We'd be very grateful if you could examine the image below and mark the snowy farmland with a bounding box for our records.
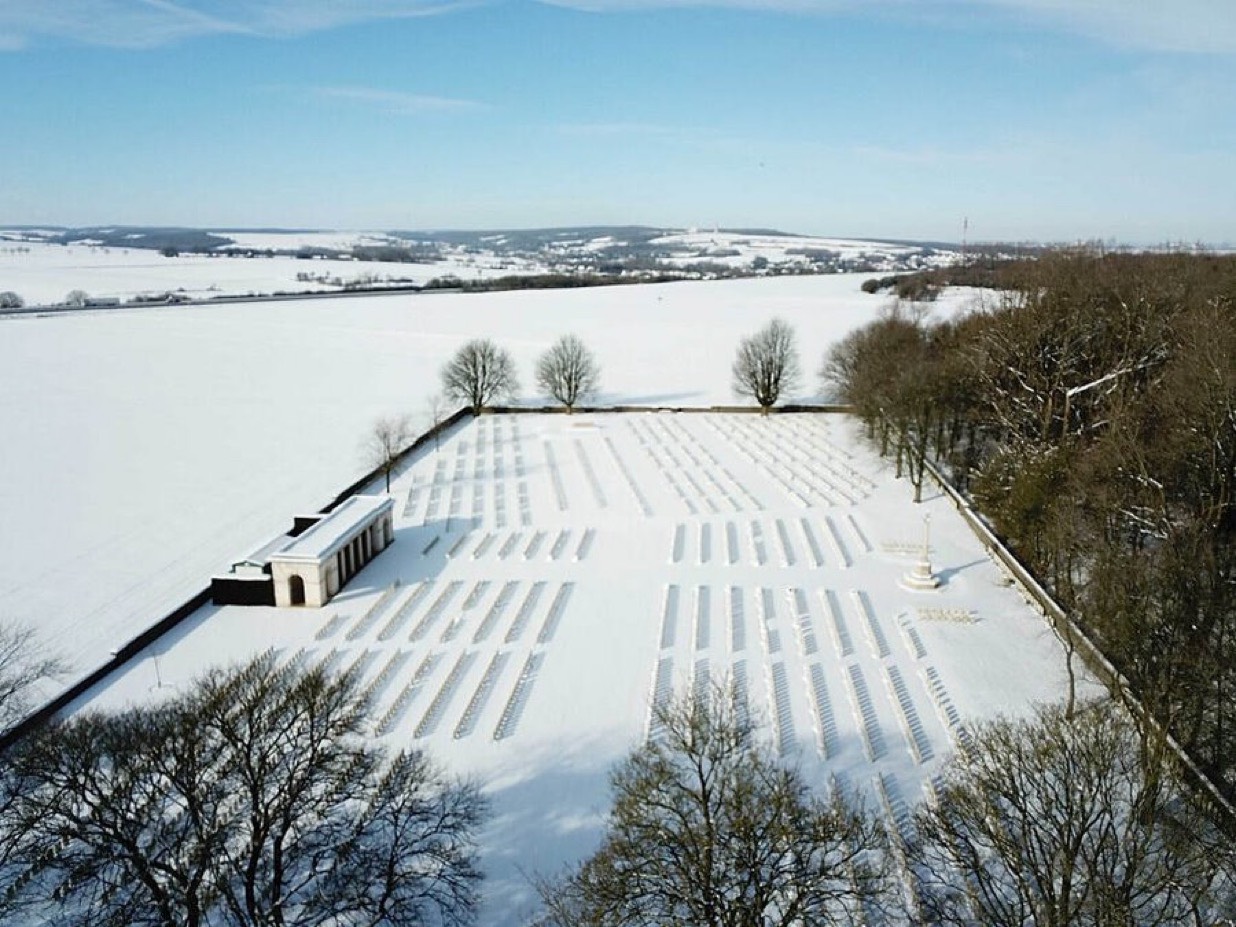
[74,409,1087,926]
[0,239,537,306]
[0,229,959,308]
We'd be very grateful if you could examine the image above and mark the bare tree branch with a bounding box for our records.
[912,700,1236,927]
[538,686,890,927]
[364,414,413,492]
[0,624,65,732]
[1,653,486,927]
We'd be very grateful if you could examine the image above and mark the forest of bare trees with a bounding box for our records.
[0,653,486,927]
[825,250,1236,800]
[913,700,1233,927]
[540,689,1236,927]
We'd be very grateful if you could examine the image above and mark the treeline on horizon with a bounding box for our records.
[831,249,1236,798]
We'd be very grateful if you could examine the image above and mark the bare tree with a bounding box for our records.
[911,699,1235,927]
[539,686,889,927]
[1,652,487,927]
[0,624,64,732]
[0,625,64,923]
[732,318,801,413]
[426,391,447,452]
[0,292,22,310]
[820,310,939,500]
[536,334,600,412]
[62,290,89,308]
[365,414,413,492]
[441,339,518,415]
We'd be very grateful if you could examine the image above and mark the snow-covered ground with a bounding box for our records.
[210,230,408,252]
[0,274,982,706]
[649,229,953,271]
[0,240,539,305]
[74,409,1090,926]
[0,228,960,307]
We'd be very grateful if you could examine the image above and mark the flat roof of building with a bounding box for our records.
[268,494,393,564]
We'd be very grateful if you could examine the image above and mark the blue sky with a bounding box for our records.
[1,1,1233,243]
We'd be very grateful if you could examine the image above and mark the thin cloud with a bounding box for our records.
[0,0,247,48]
[0,0,472,49]
[538,0,839,11]
[245,0,482,36]
[975,0,1236,54]
[536,0,1236,54]
[5,0,1232,53]
[851,143,1006,167]
[314,86,486,115]
[558,122,706,138]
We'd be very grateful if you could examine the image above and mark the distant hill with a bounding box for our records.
[1,224,962,274]
[0,224,976,308]
[1,226,233,253]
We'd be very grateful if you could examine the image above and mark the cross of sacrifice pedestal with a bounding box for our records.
[904,512,941,591]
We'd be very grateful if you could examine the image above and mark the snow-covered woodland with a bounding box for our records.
[825,250,1236,802]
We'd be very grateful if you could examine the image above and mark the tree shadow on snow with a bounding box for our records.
[477,751,617,927]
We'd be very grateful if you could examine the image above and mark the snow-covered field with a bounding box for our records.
[0,270,1082,924]
[0,228,959,307]
[649,229,952,270]
[211,230,409,252]
[0,240,538,305]
[75,409,1088,925]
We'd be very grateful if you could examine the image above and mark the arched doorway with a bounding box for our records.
[288,574,306,606]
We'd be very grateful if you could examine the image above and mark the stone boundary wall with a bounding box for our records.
[0,587,213,754]
[923,457,1236,825]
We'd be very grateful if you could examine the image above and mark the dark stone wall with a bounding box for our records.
[210,575,275,607]
[290,515,323,537]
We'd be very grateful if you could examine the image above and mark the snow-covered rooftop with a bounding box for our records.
[271,495,393,563]
[75,410,1087,927]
